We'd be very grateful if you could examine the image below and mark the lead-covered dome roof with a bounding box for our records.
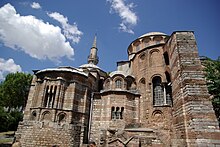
[138,32,167,38]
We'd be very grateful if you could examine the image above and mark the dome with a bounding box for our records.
[36,66,88,76]
[138,32,167,38]
[79,63,100,69]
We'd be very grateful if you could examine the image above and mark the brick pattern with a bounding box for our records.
[16,31,220,147]
[16,70,98,146]
[170,32,220,146]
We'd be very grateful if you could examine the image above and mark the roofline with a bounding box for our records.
[35,67,88,77]
[127,33,169,55]
[170,30,194,37]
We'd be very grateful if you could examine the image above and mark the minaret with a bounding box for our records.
[88,35,99,65]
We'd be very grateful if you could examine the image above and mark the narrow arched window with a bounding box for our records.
[116,107,120,119]
[44,86,49,107]
[115,79,122,89]
[163,52,170,65]
[111,107,115,119]
[165,72,172,106]
[120,107,124,119]
[44,85,57,108]
[152,76,164,106]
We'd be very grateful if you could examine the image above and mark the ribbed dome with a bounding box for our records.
[139,32,167,38]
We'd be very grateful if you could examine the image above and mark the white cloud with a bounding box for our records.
[47,12,83,44]
[31,2,41,9]
[0,3,74,62]
[0,58,22,80]
[107,0,138,34]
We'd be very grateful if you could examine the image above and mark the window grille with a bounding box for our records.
[115,79,122,89]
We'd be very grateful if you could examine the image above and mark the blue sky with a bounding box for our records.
[0,0,219,80]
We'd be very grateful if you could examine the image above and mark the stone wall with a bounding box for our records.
[169,31,220,146]
[15,121,81,147]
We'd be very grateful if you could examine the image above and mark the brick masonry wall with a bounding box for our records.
[169,31,220,146]
[15,121,81,147]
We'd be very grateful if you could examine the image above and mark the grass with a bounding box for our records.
[0,131,14,137]
[0,131,15,144]
[0,138,13,144]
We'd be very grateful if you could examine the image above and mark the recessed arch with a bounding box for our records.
[104,78,111,90]
[139,52,146,61]
[153,36,163,44]
[139,78,146,94]
[57,112,67,123]
[41,111,51,121]
[152,110,164,122]
[133,40,141,52]
[30,111,37,120]
[143,37,151,47]
[125,76,136,90]
[149,49,161,67]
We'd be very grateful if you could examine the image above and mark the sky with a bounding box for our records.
[0,0,219,80]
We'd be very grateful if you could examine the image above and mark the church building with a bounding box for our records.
[15,31,220,146]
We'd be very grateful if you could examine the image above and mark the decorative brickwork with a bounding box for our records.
[15,32,220,146]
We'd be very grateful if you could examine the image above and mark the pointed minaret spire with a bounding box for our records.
[88,34,99,65]
[92,34,97,48]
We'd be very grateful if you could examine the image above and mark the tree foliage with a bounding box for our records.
[0,72,32,132]
[203,57,220,126]
[0,72,33,111]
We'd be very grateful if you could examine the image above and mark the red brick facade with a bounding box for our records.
[15,31,220,146]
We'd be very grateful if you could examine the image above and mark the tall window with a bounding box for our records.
[115,79,122,89]
[111,107,116,119]
[166,85,172,105]
[153,77,164,106]
[152,76,172,106]
[163,52,170,65]
[115,107,120,119]
[165,72,172,105]
[43,85,57,108]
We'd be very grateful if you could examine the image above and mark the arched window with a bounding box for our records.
[111,107,124,120]
[120,107,124,119]
[116,107,120,119]
[165,72,172,105]
[44,86,49,107]
[111,107,115,119]
[58,113,66,123]
[115,79,122,89]
[152,76,164,106]
[43,85,57,108]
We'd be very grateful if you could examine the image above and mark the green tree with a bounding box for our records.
[203,57,220,126]
[0,72,32,112]
[0,72,32,132]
